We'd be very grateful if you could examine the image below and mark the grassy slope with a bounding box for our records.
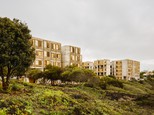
[0,79,154,115]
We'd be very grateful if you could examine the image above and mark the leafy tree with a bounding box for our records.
[83,69,96,82]
[0,17,35,90]
[26,68,42,83]
[14,66,29,80]
[84,76,100,88]
[140,71,146,78]
[69,67,84,82]
[61,70,71,82]
[61,66,96,83]
[43,64,63,85]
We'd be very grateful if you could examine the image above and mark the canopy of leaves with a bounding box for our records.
[61,66,96,82]
[0,17,35,90]
[44,64,63,81]
[26,68,42,80]
[0,17,35,76]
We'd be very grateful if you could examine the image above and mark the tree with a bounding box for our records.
[14,66,29,80]
[140,71,146,78]
[83,69,96,82]
[61,66,96,83]
[69,67,84,82]
[0,17,35,90]
[43,64,63,85]
[26,69,42,83]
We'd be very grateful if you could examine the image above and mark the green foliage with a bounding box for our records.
[26,68,42,83]
[39,65,63,85]
[99,77,124,89]
[0,17,35,90]
[0,80,153,114]
[11,83,24,91]
[0,109,6,115]
[140,71,146,78]
[135,95,154,107]
[44,64,63,80]
[108,75,116,79]
[0,98,32,115]
[84,76,100,88]
[85,76,123,89]
[61,66,96,83]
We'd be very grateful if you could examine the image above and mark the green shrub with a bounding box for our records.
[0,98,32,115]
[99,77,123,89]
[84,76,100,88]
[0,109,6,115]
[11,83,24,91]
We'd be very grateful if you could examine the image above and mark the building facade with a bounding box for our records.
[93,59,110,77]
[111,59,140,80]
[31,37,62,71]
[82,61,94,70]
[61,45,82,67]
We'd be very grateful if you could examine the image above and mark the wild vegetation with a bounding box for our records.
[26,65,96,85]
[0,77,153,115]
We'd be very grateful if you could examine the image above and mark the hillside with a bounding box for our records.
[0,78,154,115]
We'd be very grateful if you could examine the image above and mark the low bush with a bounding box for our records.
[0,109,6,115]
[84,76,100,88]
[11,83,24,91]
[0,98,32,115]
[99,77,124,89]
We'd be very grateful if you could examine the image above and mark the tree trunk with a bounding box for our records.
[51,80,55,85]
[2,75,10,91]
[17,76,20,80]
[2,81,9,91]
[1,76,9,91]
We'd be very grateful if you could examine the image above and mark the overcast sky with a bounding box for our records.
[0,0,154,71]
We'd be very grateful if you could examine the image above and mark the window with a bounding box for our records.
[76,48,78,53]
[56,44,59,50]
[58,45,61,50]
[36,60,42,66]
[71,47,75,53]
[53,44,55,49]
[39,61,42,65]
[51,43,55,50]
[51,53,54,58]
[35,40,38,46]
[45,60,50,66]
[77,48,80,54]
[47,52,50,57]
[36,51,43,56]
[77,56,80,61]
[51,43,54,49]
[47,42,50,48]
[71,55,74,61]
[58,54,61,59]
[38,41,42,47]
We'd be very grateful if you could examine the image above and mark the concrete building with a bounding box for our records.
[94,59,110,77]
[62,45,82,67]
[82,61,94,70]
[31,37,62,71]
[111,59,140,80]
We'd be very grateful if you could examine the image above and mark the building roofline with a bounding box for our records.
[32,36,61,44]
[62,45,80,48]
